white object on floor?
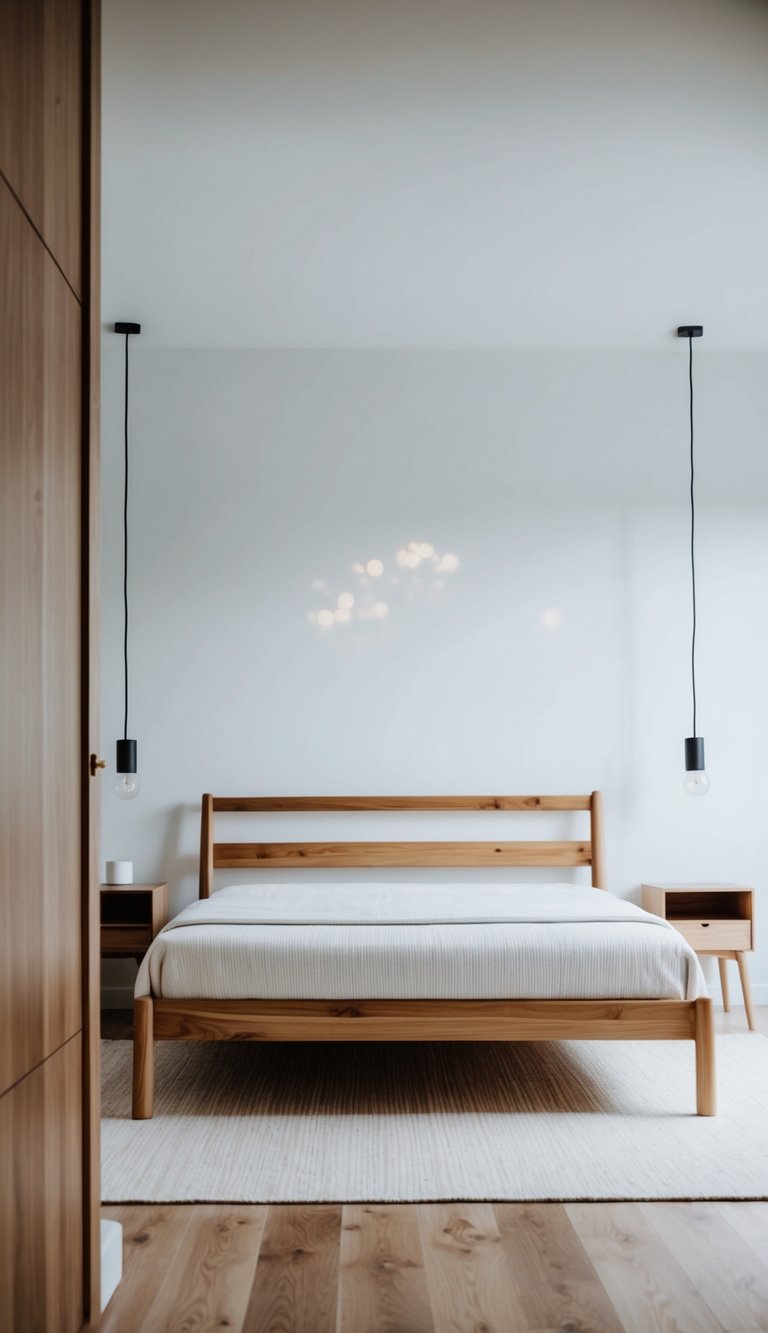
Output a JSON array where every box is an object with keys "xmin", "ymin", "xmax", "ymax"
[
  {"xmin": 100, "ymin": 1219, "xmax": 122, "ymax": 1312},
  {"xmin": 101, "ymin": 1034, "xmax": 768, "ymax": 1204}
]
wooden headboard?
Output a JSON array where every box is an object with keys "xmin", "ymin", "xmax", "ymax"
[{"xmin": 199, "ymin": 792, "xmax": 606, "ymax": 897}]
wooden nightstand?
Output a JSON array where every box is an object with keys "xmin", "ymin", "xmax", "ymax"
[
  {"xmin": 100, "ymin": 882, "xmax": 169, "ymax": 963},
  {"xmin": 641, "ymin": 882, "xmax": 755, "ymax": 1030}
]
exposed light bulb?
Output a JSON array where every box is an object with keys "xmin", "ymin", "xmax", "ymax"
[
  {"xmin": 115, "ymin": 772, "xmax": 141, "ymax": 800},
  {"xmin": 683, "ymin": 737, "xmax": 709, "ymax": 797},
  {"xmin": 683, "ymin": 770, "xmax": 710, "ymax": 796},
  {"xmin": 115, "ymin": 739, "xmax": 139, "ymax": 800}
]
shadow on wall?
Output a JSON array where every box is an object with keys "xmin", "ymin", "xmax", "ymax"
[{"xmin": 157, "ymin": 804, "xmax": 199, "ymax": 915}]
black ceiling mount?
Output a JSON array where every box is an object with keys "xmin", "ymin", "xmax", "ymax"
[
  {"xmin": 677, "ymin": 325, "xmax": 703, "ymax": 337},
  {"xmin": 115, "ymin": 321, "xmax": 141, "ymax": 335}
]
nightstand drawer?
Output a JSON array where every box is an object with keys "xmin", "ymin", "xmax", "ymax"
[
  {"xmin": 672, "ymin": 919, "xmax": 751, "ymax": 951},
  {"xmin": 101, "ymin": 925, "xmax": 152, "ymax": 953}
]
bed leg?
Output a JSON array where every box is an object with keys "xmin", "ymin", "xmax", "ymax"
[
  {"xmin": 133, "ymin": 996, "xmax": 155, "ymax": 1119},
  {"xmin": 694, "ymin": 997, "xmax": 716, "ymax": 1116}
]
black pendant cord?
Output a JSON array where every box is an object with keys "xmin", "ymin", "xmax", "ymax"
[
  {"xmin": 688, "ymin": 334, "xmax": 697, "ymax": 739},
  {"xmin": 123, "ymin": 331, "xmax": 130, "ymax": 743}
]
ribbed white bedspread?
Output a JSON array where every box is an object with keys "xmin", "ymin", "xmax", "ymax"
[{"xmin": 135, "ymin": 882, "xmax": 706, "ymax": 1001}]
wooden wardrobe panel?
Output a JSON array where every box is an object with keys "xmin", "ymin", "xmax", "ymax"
[
  {"xmin": 0, "ymin": 180, "xmax": 82, "ymax": 1095},
  {"xmin": 0, "ymin": 179, "xmax": 45, "ymax": 1091},
  {"xmin": 41, "ymin": 205, "xmax": 83, "ymax": 1061},
  {"xmin": 0, "ymin": 0, "xmax": 97, "ymax": 1321},
  {"xmin": 82, "ymin": 1, "xmax": 102, "ymax": 1310},
  {"xmin": 0, "ymin": 1035, "xmax": 84, "ymax": 1333},
  {"xmin": 0, "ymin": 0, "xmax": 83, "ymax": 294}
]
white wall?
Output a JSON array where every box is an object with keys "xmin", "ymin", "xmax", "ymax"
[
  {"xmin": 100, "ymin": 348, "xmax": 768, "ymax": 1004},
  {"xmin": 102, "ymin": 0, "xmax": 768, "ymax": 350}
]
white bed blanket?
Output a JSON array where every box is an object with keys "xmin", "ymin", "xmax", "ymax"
[{"xmin": 136, "ymin": 882, "xmax": 706, "ymax": 1001}]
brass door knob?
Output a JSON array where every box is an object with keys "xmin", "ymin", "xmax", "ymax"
[{"xmin": 90, "ymin": 754, "xmax": 107, "ymax": 777}]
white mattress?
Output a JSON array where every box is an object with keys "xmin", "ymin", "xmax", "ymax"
[{"xmin": 136, "ymin": 882, "xmax": 706, "ymax": 1002}]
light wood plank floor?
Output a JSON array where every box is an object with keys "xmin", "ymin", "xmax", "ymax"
[{"xmin": 99, "ymin": 1007, "xmax": 768, "ymax": 1332}]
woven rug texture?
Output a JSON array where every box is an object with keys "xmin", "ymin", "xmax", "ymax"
[{"xmin": 101, "ymin": 1034, "xmax": 768, "ymax": 1202}]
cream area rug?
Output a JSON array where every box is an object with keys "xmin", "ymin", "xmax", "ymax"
[{"xmin": 101, "ymin": 1035, "xmax": 768, "ymax": 1203}]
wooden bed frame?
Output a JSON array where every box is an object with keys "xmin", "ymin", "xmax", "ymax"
[{"xmin": 132, "ymin": 792, "xmax": 715, "ymax": 1118}]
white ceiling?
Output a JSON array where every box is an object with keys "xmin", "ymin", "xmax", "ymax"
[{"xmin": 102, "ymin": 0, "xmax": 768, "ymax": 349}]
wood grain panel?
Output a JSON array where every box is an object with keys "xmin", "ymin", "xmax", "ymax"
[
  {"xmin": 101, "ymin": 1192, "xmax": 768, "ymax": 1332},
  {"xmin": 0, "ymin": 178, "xmax": 82, "ymax": 1094},
  {"xmin": 339, "ymin": 1204, "xmax": 432, "ymax": 1333},
  {"xmin": 417, "ymin": 1203, "xmax": 527, "ymax": 1330},
  {"xmin": 139, "ymin": 995, "xmax": 702, "ymax": 1117},
  {"xmin": 590, "ymin": 788, "xmax": 606, "ymax": 888},
  {"xmin": 0, "ymin": 1035, "xmax": 83, "ymax": 1333},
  {"xmin": 673, "ymin": 919, "xmax": 751, "ymax": 952},
  {"xmin": 214, "ymin": 839, "xmax": 592, "ymax": 868},
  {"xmin": 140, "ymin": 1205, "xmax": 268, "ymax": 1333},
  {"xmin": 694, "ymin": 996, "xmax": 716, "ymax": 1116},
  {"xmin": 42, "ymin": 208, "xmax": 82, "ymax": 1056},
  {"xmin": 133, "ymin": 995, "xmax": 154, "ymax": 1120},
  {"xmin": 200, "ymin": 791, "xmax": 214, "ymax": 897},
  {"xmin": 567, "ymin": 1202, "xmax": 723, "ymax": 1333},
  {"xmin": 715, "ymin": 1201, "xmax": 768, "ymax": 1242},
  {"xmin": 641, "ymin": 1202, "xmax": 768, "ymax": 1331},
  {"xmin": 99, "ymin": 1205, "xmax": 197, "ymax": 1333},
  {"xmin": 495, "ymin": 1203, "xmax": 623, "ymax": 1331},
  {"xmin": 213, "ymin": 794, "xmax": 592, "ymax": 811},
  {"xmin": 0, "ymin": 0, "xmax": 83, "ymax": 293},
  {"xmin": 152, "ymin": 997, "xmax": 697, "ymax": 1043},
  {"xmin": 243, "ymin": 1206, "xmax": 342, "ymax": 1333},
  {"xmin": 201, "ymin": 791, "xmax": 600, "ymax": 895},
  {"xmin": 101, "ymin": 925, "xmax": 152, "ymax": 952},
  {"xmin": 82, "ymin": 2, "xmax": 102, "ymax": 1313},
  {"xmin": 0, "ymin": 177, "xmax": 44, "ymax": 1092},
  {"xmin": 0, "ymin": 0, "xmax": 97, "ymax": 1320}
]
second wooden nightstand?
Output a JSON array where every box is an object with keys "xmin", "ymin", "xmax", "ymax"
[
  {"xmin": 641, "ymin": 882, "xmax": 755, "ymax": 1030},
  {"xmin": 100, "ymin": 882, "xmax": 169, "ymax": 964}
]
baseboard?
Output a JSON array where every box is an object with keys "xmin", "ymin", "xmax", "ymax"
[
  {"xmin": 708, "ymin": 980, "xmax": 768, "ymax": 1007},
  {"xmin": 101, "ymin": 985, "xmax": 135, "ymax": 1010}
]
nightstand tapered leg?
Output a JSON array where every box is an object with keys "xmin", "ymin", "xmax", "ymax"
[
  {"xmin": 735, "ymin": 953, "xmax": 755, "ymax": 1031},
  {"xmin": 717, "ymin": 957, "xmax": 730, "ymax": 1012}
]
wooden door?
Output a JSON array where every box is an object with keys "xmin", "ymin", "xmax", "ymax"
[{"xmin": 0, "ymin": 1, "xmax": 100, "ymax": 1327}]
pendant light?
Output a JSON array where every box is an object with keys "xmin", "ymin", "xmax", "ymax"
[
  {"xmin": 677, "ymin": 324, "xmax": 709, "ymax": 796},
  {"xmin": 114, "ymin": 321, "xmax": 141, "ymax": 799}
]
